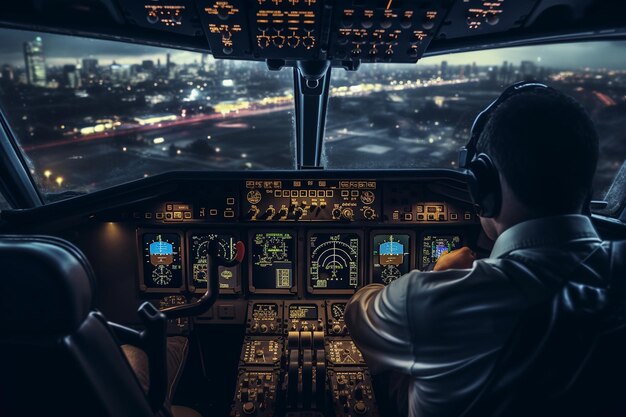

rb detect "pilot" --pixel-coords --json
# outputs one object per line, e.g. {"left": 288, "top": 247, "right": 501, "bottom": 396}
{"left": 345, "top": 83, "right": 625, "bottom": 416}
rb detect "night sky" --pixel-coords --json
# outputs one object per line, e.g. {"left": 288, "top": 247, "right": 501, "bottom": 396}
{"left": 0, "top": 27, "right": 624, "bottom": 69}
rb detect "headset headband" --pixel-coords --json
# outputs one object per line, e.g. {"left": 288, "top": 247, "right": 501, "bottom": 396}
{"left": 459, "top": 81, "right": 550, "bottom": 169}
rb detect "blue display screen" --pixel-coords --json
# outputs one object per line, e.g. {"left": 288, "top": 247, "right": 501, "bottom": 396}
{"left": 150, "top": 241, "right": 173, "bottom": 255}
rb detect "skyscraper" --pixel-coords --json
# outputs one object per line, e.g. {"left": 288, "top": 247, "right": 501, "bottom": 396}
{"left": 82, "top": 58, "right": 99, "bottom": 75}
{"left": 23, "top": 37, "right": 47, "bottom": 87}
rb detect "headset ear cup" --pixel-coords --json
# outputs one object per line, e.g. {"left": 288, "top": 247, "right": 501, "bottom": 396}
{"left": 469, "top": 153, "right": 501, "bottom": 218}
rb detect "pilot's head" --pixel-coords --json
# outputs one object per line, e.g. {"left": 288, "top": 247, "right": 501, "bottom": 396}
{"left": 476, "top": 87, "right": 599, "bottom": 240}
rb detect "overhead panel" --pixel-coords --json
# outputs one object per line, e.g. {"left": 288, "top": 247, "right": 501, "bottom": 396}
{"left": 117, "top": 0, "right": 549, "bottom": 63}
{"left": 118, "top": 0, "right": 204, "bottom": 37}
{"left": 438, "top": 0, "right": 541, "bottom": 39}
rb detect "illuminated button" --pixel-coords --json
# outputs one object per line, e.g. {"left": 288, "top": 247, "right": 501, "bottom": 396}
{"left": 327, "top": 190, "right": 334, "bottom": 197}
{"left": 450, "top": 213, "right": 458, "bottom": 220}
{"left": 145, "top": 213, "right": 152, "bottom": 219}
{"left": 283, "top": 190, "right": 290, "bottom": 197}
{"left": 275, "top": 190, "right": 281, "bottom": 197}
{"left": 224, "top": 210, "right": 235, "bottom": 218}
{"left": 438, "top": 214, "right": 446, "bottom": 221}
{"left": 427, "top": 214, "right": 435, "bottom": 220}
{"left": 464, "top": 212, "right": 472, "bottom": 220}
{"left": 416, "top": 205, "right": 424, "bottom": 213}
{"left": 403, "top": 213, "right": 413, "bottom": 221}
{"left": 291, "top": 190, "right": 298, "bottom": 197}
{"left": 351, "top": 190, "right": 359, "bottom": 197}
{"left": 209, "top": 209, "right": 218, "bottom": 216}
{"left": 166, "top": 204, "right": 173, "bottom": 211}
{"left": 309, "top": 190, "right": 316, "bottom": 197}
{"left": 184, "top": 212, "right": 192, "bottom": 219}
{"left": 226, "top": 198, "right": 235, "bottom": 205}
{"left": 341, "top": 190, "right": 349, "bottom": 197}
{"left": 165, "top": 213, "right": 173, "bottom": 220}
{"left": 174, "top": 211, "right": 183, "bottom": 219}
{"left": 156, "top": 213, "right": 164, "bottom": 219}
{"left": 300, "top": 190, "right": 307, "bottom": 197}
{"left": 417, "top": 214, "right": 425, "bottom": 221}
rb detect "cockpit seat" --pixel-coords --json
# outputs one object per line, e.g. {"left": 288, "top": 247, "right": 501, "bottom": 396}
{"left": 0, "top": 235, "right": 199, "bottom": 417}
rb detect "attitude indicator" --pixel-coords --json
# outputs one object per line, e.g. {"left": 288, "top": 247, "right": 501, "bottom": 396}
{"left": 141, "top": 232, "right": 183, "bottom": 290}
{"left": 373, "top": 234, "right": 411, "bottom": 285}
{"left": 190, "top": 233, "right": 239, "bottom": 291}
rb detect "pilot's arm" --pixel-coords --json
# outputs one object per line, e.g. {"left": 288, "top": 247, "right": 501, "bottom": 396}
{"left": 344, "top": 247, "right": 476, "bottom": 375}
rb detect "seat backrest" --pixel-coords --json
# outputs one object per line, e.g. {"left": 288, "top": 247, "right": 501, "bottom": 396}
{"left": 0, "top": 235, "right": 154, "bottom": 417}
{"left": 462, "top": 240, "right": 626, "bottom": 417}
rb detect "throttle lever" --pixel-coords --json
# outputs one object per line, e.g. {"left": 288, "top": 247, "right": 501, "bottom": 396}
{"left": 162, "top": 240, "right": 245, "bottom": 319}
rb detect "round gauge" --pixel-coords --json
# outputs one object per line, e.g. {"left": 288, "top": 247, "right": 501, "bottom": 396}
{"left": 142, "top": 233, "right": 182, "bottom": 290}
{"left": 360, "top": 190, "right": 375, "bottom": 205}
{"left": 193, "top": 234, "right": 238, "bottom": 263}
{"left": 381, "top": 265, "right": 401, "bottom": 285}
{"left": 152, "top": 264, "right": 173, "bottom": 286}
{"left": 309, "top": 233, "right": 360, "bottom": 290}
{"left": 190, "top": 233, "right": 239, "bottom": 290}
{"left": 247, "top": 190, "right": 262, "bottom": 204}
{"left": 331, "top": 303, "right": 346, "bottom": 320}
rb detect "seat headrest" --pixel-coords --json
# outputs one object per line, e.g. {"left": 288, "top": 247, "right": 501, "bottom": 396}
{"left": 0, "top": 235, "right": 96, "bottom": 337}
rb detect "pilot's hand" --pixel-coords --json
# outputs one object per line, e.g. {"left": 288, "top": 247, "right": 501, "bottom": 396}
{"left": 433, "top": 247, "right": 475, "bottom": 271}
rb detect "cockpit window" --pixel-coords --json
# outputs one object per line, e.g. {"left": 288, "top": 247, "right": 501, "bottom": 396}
{"left": 0, "top": 29, "right": 295, "bottom": 202}
{"left": 324, "top": 41, "right": 626, "bottom": 209}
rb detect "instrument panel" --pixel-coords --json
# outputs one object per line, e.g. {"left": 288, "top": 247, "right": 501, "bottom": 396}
{"left": 117, "top": 0, "right": 544, "bottom": 64}
{"left": 130, "top": 177, "right": 479, "bottom": 296}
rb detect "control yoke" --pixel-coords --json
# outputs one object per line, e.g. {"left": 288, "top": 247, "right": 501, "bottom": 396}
{"left": 161, "top": 240, "right": 245, "bottom": 319}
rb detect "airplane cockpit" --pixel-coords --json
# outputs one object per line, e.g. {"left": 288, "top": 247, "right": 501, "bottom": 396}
{"left": 1, "top": 1, "right": 626, "bottom": 416}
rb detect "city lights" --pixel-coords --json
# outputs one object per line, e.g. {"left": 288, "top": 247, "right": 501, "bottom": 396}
{"left": 0, "top": 31, "right": 624, "bottom": 201}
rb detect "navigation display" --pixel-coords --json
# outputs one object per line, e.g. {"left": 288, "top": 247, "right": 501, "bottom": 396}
{"left": 421, "top": 234, "right": 463, "bottom": 269}
{"left": 308, "top": 232, "right": 360, "bottom": 292}
{"left": 250, "top": 231, "right": 296, "bottom": 292}
{"left": 140, "top": 232, "right": 183, "bottom": 291}
{"left": 189, "top": 232, "right": 240, "bottom": 292}
{"left": 372, "top": 233, "right": 411, "bottom": 285}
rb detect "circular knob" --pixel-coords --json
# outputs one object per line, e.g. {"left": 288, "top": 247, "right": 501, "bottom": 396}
{"left": 407, "top": 47, "right": 419, "bottom": 58}
{"left": 342, "top": 208, "right": 354, "bottom": 220}
{"left": 279, "top": 207, "right": 288, "bottom": 217}
{"left": 400, "top": 15, "right": 412, "bottom": 29}
{"left": 293, "top": 207, "right": 304, "bottom": 219}
{"left": 287, "top": 36, "right": 300, "bottom": 48}
{"left": 338, "top": 35, "right": 349, "bottom": 45}
{"left": 258, "top": 36, "right": 270, "bottom": 49}
{"left": 332, "top": 208, "right": 342, "bottom": 219}
{"left": 256, "top": 349, "right": 264, "bottom": 357}
{"left": 341, "top": 14, "right": 354, "bottom": 28}
{"left": 273, "top": 36, "right": 285, "bottom": 47}
{"left": 486, "top": 13, "right": 500, "bottom": 26}
{"left": 332, "top": 324, "right": 342, "bottom": 334}
{"left": 302, "top": 36, "right": 315, "bottom": 49}
{"left": 222, "top": 46, "right": 233, "bottom": 55}
{"left": 260, "top": 324, "right": 268, "bottom": 333}
{"left": 363, "top": 207, "right": 376, "bottom": 219}
{"left": 422, "top": 18, "right": 435, "bottom": 30}
{"left": 380, "top": 18, "right": 392, "bottom": 29}
{"left": 350, "top": 47, "right": 362, "bottom": 58}
{"left": 242, "top": 401, "right": 256, "bottom": 414}
{"left": 251, "top": 323, "right": 259, "bottom": 332}
{"left": 361, "top": 17, "right": 373, "bottom": 29}
{"left": 247, "top": 207, "right": 259, "bottom": 219}
{"left": 217, "top": 7, "right": 229, "bottom": 20}
{"left": 146, "top": 13, "right": 159, "bottom": 24}
{"left": 354, "top": 401, "right": 368, "bottom": 414}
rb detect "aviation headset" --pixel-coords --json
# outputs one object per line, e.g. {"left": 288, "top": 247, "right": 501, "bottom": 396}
{"left": 459, "top": 81, "right": 553, "bottom": 218}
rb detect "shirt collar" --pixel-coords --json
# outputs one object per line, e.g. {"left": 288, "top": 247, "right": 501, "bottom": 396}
{"left": 490, "top": 214, "right": 601, "bottom": 258}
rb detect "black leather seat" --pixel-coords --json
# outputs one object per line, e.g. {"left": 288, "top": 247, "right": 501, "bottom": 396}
{"left": 0, "top": 235, "right": 199, "bottom": 417}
